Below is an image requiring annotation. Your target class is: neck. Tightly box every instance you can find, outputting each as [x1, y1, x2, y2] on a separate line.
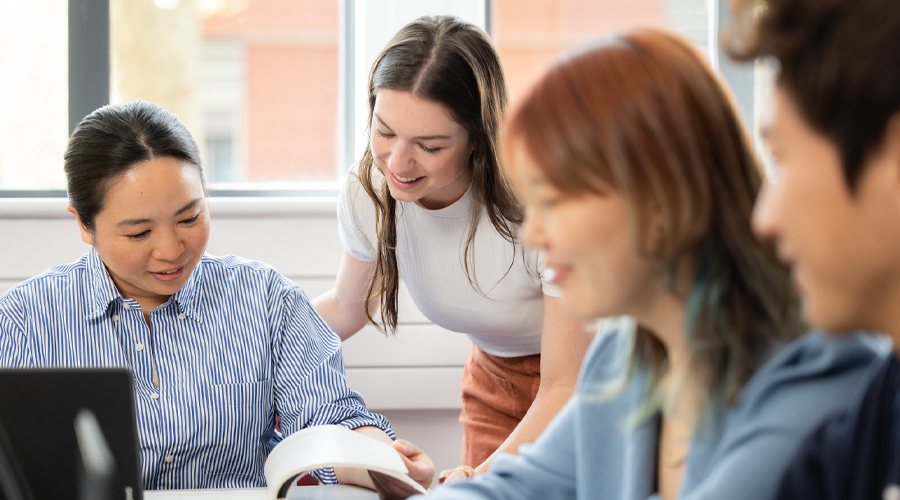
[634, 259, 698, 418]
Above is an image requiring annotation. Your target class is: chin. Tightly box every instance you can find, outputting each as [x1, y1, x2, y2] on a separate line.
[385, 185, 418, 203]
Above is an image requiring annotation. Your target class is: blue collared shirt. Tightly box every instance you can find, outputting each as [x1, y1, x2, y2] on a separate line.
[0, 249, 393, 490]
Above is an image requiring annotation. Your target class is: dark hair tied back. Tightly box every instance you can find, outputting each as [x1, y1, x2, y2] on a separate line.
[64, 100, 205, 231]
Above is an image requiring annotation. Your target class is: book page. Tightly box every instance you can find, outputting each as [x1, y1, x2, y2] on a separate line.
[264, 425, 428, 499]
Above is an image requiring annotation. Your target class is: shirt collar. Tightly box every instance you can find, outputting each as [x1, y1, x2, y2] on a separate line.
[84, 248, 122, 319]
[171, 256, 204, 323]
[83, 248, 205, 323]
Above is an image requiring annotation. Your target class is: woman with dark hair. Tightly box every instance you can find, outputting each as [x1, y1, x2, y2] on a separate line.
[405, 28, 884, 500]
[0, 100, 434, 492]
[312, 15, 591, 481]
[727, 0, 900, 498]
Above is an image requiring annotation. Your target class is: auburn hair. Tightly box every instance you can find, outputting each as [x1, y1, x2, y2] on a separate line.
[504, 29, 802, 407]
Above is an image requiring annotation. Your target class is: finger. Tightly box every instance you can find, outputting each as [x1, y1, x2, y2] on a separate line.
[368, 471, 421, 500]
[438, 468, 454, 484]
[442, 470, 470, 484]
[392, 439, 423, 457]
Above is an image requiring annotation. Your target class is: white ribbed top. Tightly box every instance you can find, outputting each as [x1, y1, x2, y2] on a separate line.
[337, 165, 558, 357]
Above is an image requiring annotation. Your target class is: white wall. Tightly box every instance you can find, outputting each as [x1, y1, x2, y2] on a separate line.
[0, 197, 467, 473]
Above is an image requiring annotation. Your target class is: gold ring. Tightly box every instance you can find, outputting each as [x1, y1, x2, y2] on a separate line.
[454, 466, 473, 479]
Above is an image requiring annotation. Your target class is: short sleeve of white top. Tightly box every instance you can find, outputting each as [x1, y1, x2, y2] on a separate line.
[337, 164, 560, 357]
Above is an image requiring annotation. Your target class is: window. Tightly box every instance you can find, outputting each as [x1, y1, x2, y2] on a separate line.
[0, 1, 68, 190]
[111, 0, 342, 187]
[2, 0, 745, 195]
[492, 0, 709, 104]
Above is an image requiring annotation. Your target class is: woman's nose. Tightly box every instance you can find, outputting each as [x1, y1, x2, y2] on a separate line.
[153, 230, 185, 262]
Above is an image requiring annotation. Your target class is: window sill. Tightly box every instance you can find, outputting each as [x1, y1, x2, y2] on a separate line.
[0, 196, 338, 219]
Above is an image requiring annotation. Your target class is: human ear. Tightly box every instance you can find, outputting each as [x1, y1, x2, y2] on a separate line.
[67, 205, 94, 246]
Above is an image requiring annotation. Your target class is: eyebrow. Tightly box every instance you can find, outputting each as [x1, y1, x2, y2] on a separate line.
[116, 198, 203, 227]
[374, 114, 452, 141]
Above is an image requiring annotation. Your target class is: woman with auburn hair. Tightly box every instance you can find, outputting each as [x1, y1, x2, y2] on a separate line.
[313, 15, 590, 484]
[404, 28, 885, 500]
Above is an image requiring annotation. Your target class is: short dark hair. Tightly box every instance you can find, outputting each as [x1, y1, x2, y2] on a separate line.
[64, 100, 205, 231]
[727, 0, 900, 189]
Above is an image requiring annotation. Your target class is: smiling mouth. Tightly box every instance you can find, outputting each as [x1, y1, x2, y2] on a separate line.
[387, 170, 425, 189]
[150, 265, 187, 281]
[395, 173, 422, 182]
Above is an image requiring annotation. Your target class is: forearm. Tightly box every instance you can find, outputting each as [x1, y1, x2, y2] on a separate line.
[333, 426, 394, 488]
[311, 289, 368, 340]
[473, 380, 576, 473]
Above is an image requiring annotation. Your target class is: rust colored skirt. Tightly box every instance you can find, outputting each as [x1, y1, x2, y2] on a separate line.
[458, 345, 541, 468]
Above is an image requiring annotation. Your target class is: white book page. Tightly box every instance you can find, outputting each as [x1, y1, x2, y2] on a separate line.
[264, 425, 427, 499]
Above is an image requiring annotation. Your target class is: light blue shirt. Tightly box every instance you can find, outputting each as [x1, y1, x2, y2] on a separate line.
[0, 249, 393, 490]
[427, 326, 885, 500]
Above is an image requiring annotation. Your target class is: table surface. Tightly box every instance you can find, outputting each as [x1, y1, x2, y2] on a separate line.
[144, 485, 381, 500]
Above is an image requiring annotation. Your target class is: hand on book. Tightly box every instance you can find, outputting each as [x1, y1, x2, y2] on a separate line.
[369, 439, 434, 499]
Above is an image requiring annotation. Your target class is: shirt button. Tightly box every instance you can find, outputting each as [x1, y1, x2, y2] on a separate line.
[123, 303, 131, 309]
[135, 343, 144, 352]
[177, 313, 186, 320]
[884, 485, 900, 500]
[150, 392, 159, 400]
[112, 314, 119, 322]
[164, 455, 174, 463]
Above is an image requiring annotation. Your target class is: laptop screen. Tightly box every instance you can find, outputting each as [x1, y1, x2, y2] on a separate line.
[0, 368, 143, 500]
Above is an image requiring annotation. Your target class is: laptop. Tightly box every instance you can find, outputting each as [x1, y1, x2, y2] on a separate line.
[0, 368, 143, 500]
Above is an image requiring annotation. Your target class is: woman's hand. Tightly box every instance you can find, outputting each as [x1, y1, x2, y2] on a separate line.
[438, 465, 476, 484]
[369, 439, 435, 500]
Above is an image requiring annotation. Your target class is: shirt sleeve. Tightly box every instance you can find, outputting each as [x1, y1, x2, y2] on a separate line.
[269, 275, 394, 484]
[337, 166, 378, 263]
[0, 288, 32, 367]
[421, 398, 579, 500]
[527, 247, 561, 298]
[415, 327, 628, 500]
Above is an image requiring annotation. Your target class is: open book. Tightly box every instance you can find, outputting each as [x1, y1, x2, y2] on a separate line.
[264, 425, 429, 499]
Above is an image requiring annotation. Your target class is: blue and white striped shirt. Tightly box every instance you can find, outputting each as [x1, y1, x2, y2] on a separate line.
[0, 248, 393, 490]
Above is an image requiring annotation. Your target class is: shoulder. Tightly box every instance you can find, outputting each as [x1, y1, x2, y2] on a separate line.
[749, 331, 887, 391]
[774, 354, 899, 500]
[199, 254, 296, 294]
[730, 331, 889, 430]
[339, 163, 378, 218]
[200, 253, 280, 275]
[1, 253, 90, 303]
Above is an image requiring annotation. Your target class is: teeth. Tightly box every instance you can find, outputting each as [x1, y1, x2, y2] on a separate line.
[159, 269, 178, 274]
[396, 174, 418, 182]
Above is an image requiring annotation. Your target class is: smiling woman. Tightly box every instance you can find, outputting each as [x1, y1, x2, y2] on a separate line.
[311, 16, 593, 490]
[0, 100, 434, 493]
